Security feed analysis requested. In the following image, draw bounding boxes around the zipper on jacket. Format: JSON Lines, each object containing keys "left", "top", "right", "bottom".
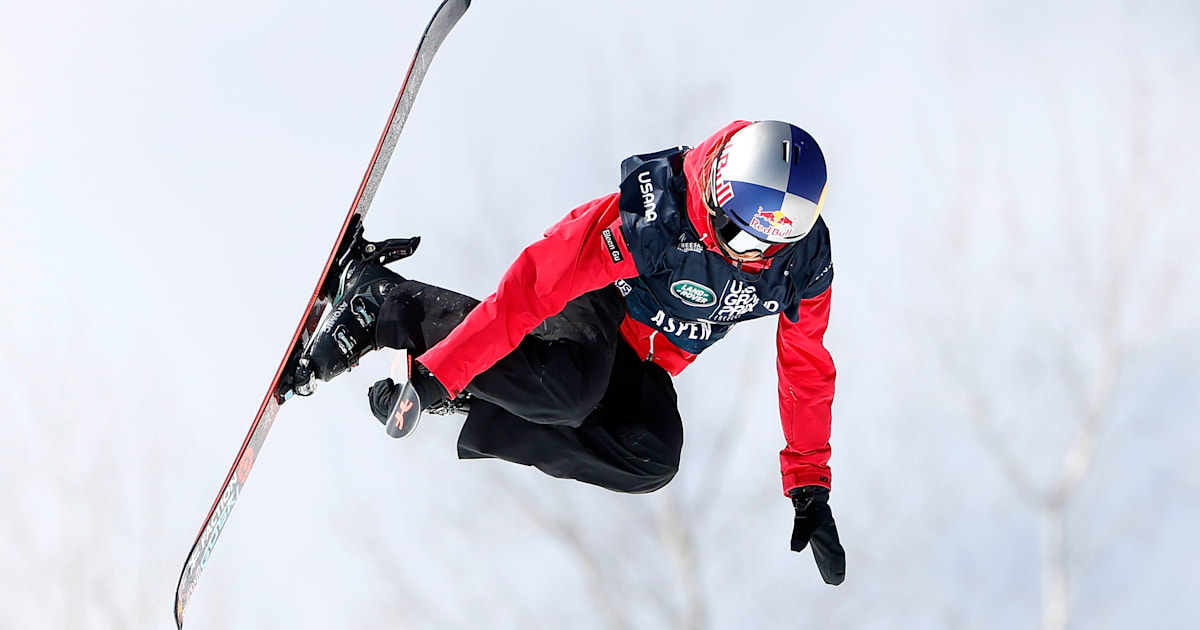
{"left": 647, "top": 331, "right": 658, "bottom": 361}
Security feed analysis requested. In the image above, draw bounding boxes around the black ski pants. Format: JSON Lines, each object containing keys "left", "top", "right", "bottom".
{"left": 376, "top": 282, "right": 683, "bottom": 494}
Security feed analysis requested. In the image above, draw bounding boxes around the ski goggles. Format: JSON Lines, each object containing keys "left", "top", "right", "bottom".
{"left": 708, "top": 203, "right": 789, "bottom": 259}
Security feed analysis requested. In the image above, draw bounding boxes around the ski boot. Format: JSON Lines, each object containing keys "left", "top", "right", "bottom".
{"left": 293, "top": 260, "right": 404, "bottom": 393}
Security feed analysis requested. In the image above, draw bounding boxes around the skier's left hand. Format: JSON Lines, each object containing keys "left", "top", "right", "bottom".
{"left": 789, "top": 485, "right": 845, "bottom": 585}
{"left": 368, "top": 368, "right": 450, "bottom": 425}
{"left": 368, "top": 378, "right": 403, "bottom": 425}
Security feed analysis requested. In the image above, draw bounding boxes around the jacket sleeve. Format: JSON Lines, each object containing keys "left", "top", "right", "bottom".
{"left": 776, "top": 286, "right": 837, "bottom": 495}
{"left": 417, "top": 192, "right": 638, "bottom": 397}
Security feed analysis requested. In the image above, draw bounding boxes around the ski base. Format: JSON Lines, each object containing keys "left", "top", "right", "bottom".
{"left": 173, "top": 1, "right": 471, "bottom": 627}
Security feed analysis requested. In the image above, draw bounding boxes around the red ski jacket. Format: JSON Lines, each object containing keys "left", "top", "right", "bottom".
{"left": 419, "top": 121, "right": 837, "bottom": 494}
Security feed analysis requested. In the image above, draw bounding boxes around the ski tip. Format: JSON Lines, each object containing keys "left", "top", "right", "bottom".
{"left": 174, "top": 573, "right": 187, "bottom": 629}
{"left": 175, "top": 580, "right": 189, "bottom": 629}
{"left": 385, "top": 382, "right": 422, "bottom": 439}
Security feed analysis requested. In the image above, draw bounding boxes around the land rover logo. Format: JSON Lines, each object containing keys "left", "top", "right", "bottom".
{"left": 670, "top": 280, "right": 716, "bottom": 307}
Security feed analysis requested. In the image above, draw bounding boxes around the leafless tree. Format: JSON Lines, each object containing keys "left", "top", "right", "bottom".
{"left": 929, "top": 7, "right": 1200, "bottom": 630}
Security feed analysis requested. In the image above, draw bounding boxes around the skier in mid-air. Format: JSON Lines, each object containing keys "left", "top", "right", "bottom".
{"left": 302, "top": 119, "right": 844, "bottom": 584}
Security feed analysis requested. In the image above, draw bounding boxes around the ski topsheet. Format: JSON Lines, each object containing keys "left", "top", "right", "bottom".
{"left": 173, "top": 1, "right": 471, "bottom": 627}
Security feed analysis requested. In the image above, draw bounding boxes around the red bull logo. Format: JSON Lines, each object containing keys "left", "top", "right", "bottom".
{"left": 750, "top": 208, "right": 795, "bottom": 238}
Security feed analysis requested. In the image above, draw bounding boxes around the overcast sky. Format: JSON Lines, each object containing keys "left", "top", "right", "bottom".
{"left": 2, "top": 1, "right": 1199, "bottom": 629}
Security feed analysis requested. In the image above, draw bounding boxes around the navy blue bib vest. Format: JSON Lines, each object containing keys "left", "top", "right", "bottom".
{"left": 616, "top": 147, "right": 833, "bottom": 355}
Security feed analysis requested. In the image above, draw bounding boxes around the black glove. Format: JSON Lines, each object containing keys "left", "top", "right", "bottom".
{"left": 789, "top": 486, "right": 846, "bottom": 585}
{"left": 367, "top": 366, "right": 449, "bottom": 425}
{"left": 368, "top": 378, "right": 402, "bottom": 425}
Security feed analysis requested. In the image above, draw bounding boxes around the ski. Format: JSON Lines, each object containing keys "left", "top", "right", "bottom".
{"left": 173, "top": 1, "right": 471, "bottom": 627}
